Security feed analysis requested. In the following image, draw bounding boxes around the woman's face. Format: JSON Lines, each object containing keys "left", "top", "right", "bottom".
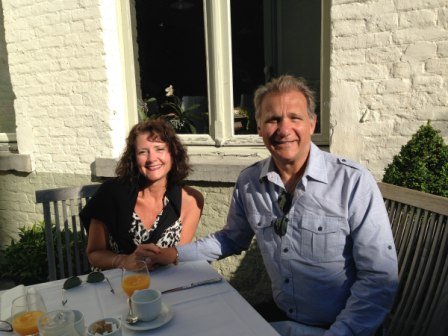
{"left": 135, "top": 132, "right": 173, "bottom": 184}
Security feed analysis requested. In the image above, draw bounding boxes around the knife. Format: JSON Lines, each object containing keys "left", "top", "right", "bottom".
{"left": 161, "top": 277, "right": 223, "bottom": 294}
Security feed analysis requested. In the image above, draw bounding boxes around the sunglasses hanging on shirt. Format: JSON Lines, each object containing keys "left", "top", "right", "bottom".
{"left": 273, "top": 191, "right": 293, "bottom": 237}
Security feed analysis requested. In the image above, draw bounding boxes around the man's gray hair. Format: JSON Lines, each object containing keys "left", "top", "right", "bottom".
{"left": 253, "top": 75, "right": 316, "bottom": 125}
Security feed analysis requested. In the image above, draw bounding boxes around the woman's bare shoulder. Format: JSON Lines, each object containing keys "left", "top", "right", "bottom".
{"left": 181, "top": 185, "right": 204, "bottom": 209}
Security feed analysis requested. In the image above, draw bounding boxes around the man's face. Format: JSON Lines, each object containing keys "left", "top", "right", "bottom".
{"left": 258, "top": 90, "right": 316, "bottom": 170}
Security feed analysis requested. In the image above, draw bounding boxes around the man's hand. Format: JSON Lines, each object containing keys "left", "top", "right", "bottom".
{"left": 133, "top": 243, "right": 177, "bottom": 269}
{"left": 142, "top": 244, "right": 178, "bottom": 269}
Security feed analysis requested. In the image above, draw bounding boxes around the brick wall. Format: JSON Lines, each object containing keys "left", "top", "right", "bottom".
{"left": 1, "top": 0, "right": 124, "bottom": 173}
{"left": 330, "top": 0, "right": 448, "bottom": 178}
{"left": 1, "top": 0, "right": 447, "bottom": 178}
{"left": 0, "top": 1, "right": 15, "bottom": 133}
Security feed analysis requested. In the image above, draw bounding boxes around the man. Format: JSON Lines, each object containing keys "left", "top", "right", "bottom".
{"left": 145, "top": 75, "right": 398, "bottom": 336}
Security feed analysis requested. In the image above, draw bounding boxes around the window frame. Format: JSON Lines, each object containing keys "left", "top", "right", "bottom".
{"left": 119, "top": 0, "right": 329, "bottom": 147}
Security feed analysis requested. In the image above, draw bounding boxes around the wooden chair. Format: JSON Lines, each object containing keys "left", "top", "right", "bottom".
{"left": 378, "top": 182, "right": 448, "bottom": 336}
{"left": 35, "top": 184, "right": 100, "bottom": 281}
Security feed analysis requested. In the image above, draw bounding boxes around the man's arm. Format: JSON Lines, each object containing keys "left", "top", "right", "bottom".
{"left": 326, "top": 174, "right": 399, "bottom": 336}
{"left": 148, "top": 183, "right": 255, "bottom": 264}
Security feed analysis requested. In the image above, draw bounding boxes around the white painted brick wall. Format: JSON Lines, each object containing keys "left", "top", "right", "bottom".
{"left": 331, "top": 0, "right": 448, "bottom": 179}
{"left": 0, "top": 0, "right": 446, "bottom": 181}
{"left": 2, "top": 0, "right": 123, "bottom": 174}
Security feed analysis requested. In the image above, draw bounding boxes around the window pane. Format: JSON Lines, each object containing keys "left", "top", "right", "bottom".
{"left": 276, "top": 0, "right": 321, "bottom": 133}
{"left": 135, "top": 0, "right": 209, "bottom": 134}
{"left": 231, "top": 0, "right": 322, "bottom": 135}
{"left": 231, "top": 0, "right": 265, "bottom": 135}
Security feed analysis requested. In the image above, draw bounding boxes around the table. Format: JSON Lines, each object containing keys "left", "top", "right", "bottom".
{"left": 1, "top": 261, "right": 279, "bottom": 335}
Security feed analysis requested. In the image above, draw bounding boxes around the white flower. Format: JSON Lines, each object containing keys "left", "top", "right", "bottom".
{"left": 165, "top": 85, "right": 174, "bottom": 97}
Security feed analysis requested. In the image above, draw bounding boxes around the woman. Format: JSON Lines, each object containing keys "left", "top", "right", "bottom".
{"left": 80, "top": 119, "right": 204, "bottom": 270}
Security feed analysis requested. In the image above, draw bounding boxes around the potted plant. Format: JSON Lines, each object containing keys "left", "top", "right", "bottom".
{"left": 139, "top": 85, "right": 208, "bottom": 134}
{"left": 234, "top": 107, "right": 249, "bottom": 134}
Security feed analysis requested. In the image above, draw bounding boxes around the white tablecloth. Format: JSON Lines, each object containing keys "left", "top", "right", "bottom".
{"left": 1, "top": 261, "right": 279, "bottom": 336}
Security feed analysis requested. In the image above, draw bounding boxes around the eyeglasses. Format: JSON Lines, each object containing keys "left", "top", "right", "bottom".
{"left": 273, "top": 191, "right": 293, "bottom": 237}
{"left": 62, "top": 271, "right": 115, "bottom": 306}
{"left": 0, "top": 320, "right": 12, "bottom": 332}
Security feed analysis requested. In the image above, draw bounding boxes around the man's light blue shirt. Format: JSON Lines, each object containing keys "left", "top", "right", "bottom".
{"left": 178, "top": 143, "right": 398, "bottom": 336}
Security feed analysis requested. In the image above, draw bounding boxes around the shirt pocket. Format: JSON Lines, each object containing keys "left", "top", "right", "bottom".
{"left": 295, "top": 215, "right": 348, "bottom": 262}
{"left": 248, "top": 213, "right": 277, "bottom": 254}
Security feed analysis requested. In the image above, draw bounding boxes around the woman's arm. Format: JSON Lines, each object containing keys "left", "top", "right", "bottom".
{"left": 86, "top": 219, "right": 120, "bottom": 269}
{"left": 178, "top": 186, "right": 204, "bottom": 244}
{"left": 86, "top": 219, "right": 145, "bottom": 270}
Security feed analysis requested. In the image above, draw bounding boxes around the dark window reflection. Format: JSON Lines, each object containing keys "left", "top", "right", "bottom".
{"left": 134, "top": 0, "right": 321, "bottom": 135}
{"left": 136, "top": 0, "right": 206, "bottom": 100}
{"left": 231, "top": 0, "right": 265, "bottom": 134}
{"left": 135, "top": 0, "right": 208, "bottom": 133}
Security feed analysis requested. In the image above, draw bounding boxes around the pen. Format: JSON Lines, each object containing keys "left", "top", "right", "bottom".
{"left": 161, "top": 277, "right": 223, "bottom": 294}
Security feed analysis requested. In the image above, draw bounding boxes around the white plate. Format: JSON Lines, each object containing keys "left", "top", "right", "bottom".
{"left": 122, "top": 303, "right": 173, "bottom": 331}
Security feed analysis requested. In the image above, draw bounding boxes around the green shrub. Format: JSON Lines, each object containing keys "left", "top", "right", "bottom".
{"left": 382, "top": 122, "right": 448, "bottom": 197}
{"left": 0, "top": 222, "right": 87, "bottom": 285}
{"left": 0, "top": 222, "right": 48, "bottom": 285}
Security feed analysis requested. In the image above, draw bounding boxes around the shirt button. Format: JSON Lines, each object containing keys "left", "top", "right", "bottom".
{"left": 257, "top": 222, "right": 261, "bottom": 227}
{"left": 283, "top": 248, "right": 288, "bottom": 253}
{"left": 318, "top": 226, "right": 323, "bottom": 231}
{"left": 288, "top": 308, "right": 293, "bottom": 314}
{"left": 388, "top": 245, "right": 392, "bottom": 250}
{"left": 284, "top": 278, "right": 289, "bottom": 284}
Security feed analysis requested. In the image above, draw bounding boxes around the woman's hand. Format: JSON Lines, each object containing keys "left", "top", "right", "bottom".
{"left": 142, "top": 244, "right": 178, "bottom": 268}
{"left": 134, "top": 243, "right": 160, "bottom": 259}
{"left": 123, "top": 243, "right": 159, "bottom": 270}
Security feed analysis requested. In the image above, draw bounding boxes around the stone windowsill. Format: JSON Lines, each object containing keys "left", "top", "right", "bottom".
{"left": 0, "top": 145, "right": 329, "bottom": 182}
{"left": 94, "top": 156, "right": 265, "bottom": 183}
{"left": 95, "top": 145, "right": 272, "bottom": 182}
{"left": 94, "top": 145, "right": 330, "bottom": 182}
{"left": 0, "top": 153, "right": 32, "bottom": 173}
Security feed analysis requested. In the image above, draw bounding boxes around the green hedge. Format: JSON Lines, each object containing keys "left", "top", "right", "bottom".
{"left": 0, "top": 222, "right": 86, "bottom": 285}
{"left": 0, "top": 222, "right": 48, "bottom": 285}
{"left": 383, "top": 122, "right": 448, "bottom": 197}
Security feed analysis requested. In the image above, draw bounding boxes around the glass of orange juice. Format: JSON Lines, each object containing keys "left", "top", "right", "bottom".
{"left": 11, "top": 293, "right": 46, "bottom": 336}
{"left": 121, "top": 260, "right": 150, "bottom": 297}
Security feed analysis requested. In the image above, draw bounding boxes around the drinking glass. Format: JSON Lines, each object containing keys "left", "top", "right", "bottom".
{"left": 38, "top": 310, "right": 78, "bottom": 336}
{"left": 11, "top": 293, "right": 46, "bottom": 336}
{"left": 121, "top": 260, "right": 150, "bottom": 297}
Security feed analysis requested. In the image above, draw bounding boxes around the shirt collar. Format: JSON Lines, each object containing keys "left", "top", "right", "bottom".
{"left": 305, "top": 143, "right": 328, "bottom": 185}
{"left": 259, "top": 142, "right": 328, "bottom": 187}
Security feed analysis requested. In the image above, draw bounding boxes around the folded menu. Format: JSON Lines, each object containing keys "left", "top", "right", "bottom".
{"left": 0, "top": 285, "right": 37, "bottom": 320}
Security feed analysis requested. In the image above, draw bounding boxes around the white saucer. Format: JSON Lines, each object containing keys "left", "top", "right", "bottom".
{"left": 122, "top": 303, "right": 173, "bottom": 331}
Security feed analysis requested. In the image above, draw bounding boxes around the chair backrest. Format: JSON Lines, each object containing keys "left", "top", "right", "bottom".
{"left": 378, "top": 182, "right": 448, "bottom": 336}
{"left": 35, "top": 184, "right": 100, "bottom": 281}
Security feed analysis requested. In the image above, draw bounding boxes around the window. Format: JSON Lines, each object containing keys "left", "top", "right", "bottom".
{"left": 124, "top": 0, "right": 329, "bottom": 146}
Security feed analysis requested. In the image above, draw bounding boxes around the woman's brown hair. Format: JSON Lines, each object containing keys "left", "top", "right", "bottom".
{"left": 115, "top": 119, "right": 191, "bottom": 186}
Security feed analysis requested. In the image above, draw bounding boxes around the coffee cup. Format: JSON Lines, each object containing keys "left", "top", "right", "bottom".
{"left": 72, "top": 310, "right": 85, "bottom": 336}
{"left": 131, "top": 289, "right": 162, "bottom": 322}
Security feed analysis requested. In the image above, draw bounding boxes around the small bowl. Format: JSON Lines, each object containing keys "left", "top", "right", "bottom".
{"left": 87, "top": 317, "right": 121, "bottom": 336}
